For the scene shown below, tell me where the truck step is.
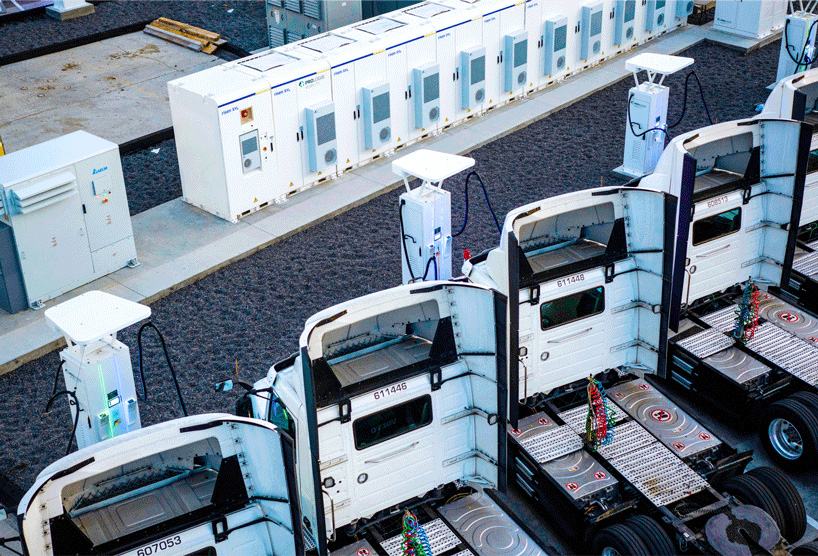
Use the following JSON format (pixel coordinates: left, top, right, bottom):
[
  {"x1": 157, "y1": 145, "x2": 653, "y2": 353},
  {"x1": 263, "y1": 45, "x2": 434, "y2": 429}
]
[
  {"x1": 606, "y1": 379, "x2": 722, "y2": 460},
  {"x1": 675, "y1": 327, "x2": 734, "y2": 359},
  {"x1": 607, "y1": 442, "x2": 708, "y2": 507},
  {"x1": 381, "y1": 518, "x2": 463, "y2": 556},
  {"x1": 437, "y1": 491, "x2": 549, "y2": 555}
]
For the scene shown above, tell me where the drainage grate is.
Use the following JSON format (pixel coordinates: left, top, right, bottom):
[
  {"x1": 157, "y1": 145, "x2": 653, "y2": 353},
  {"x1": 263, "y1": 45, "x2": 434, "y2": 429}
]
[{"x1": 518, "y1": 425, "x2": 583, "y2": 464}]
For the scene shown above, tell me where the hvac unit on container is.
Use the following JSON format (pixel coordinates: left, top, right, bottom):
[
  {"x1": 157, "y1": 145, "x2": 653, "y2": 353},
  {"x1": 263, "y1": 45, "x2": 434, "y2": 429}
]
[
  {"x1": 0, "y1": 131, "x2": 137, "y2": 313},
  {"x1": 168, "y1": 48, "x2": 334, "y2": 222},
  {"x1": 614, "y1": 0, "x2": 638, "y2": 48}
]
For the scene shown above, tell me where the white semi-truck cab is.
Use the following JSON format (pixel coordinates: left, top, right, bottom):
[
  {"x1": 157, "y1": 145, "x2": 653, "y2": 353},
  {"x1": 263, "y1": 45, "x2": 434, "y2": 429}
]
[
  {"x1": 464, "y1": 185, "x2": 808, "y2": 554},
  {"x1": 16, "y1": 414, "x2": 304, "y2": 556},
  {"x1": 760, "y1": 69, "x2": 818, "y2": 312},
  {"x1": 639, "y1": 117, "x2": 818, "y2": 474},
  {"x1": 250, "y1": 281, "x2": 551, "y2": 555}
]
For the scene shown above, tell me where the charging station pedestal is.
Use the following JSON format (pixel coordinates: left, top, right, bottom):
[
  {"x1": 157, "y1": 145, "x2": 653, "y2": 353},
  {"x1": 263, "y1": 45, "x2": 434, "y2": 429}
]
[
  {"x1": 775, "y1": 11, "x2": 818, "y2": 84},
  {"x1": 614, "y1": 53, "x2": 694, "y2": 179},
  {"x1": 393, "y1": 150, "x2": 475, "y2": 284},
  {"x1": 45, "y1": 291, "x2": 151, "y2": 450}
]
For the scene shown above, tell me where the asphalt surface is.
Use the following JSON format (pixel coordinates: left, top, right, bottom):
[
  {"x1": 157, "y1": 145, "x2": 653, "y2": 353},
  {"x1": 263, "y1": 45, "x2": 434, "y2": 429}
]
[{"x1": 2, "y1": 2, "x2": 817, "y2": 548}]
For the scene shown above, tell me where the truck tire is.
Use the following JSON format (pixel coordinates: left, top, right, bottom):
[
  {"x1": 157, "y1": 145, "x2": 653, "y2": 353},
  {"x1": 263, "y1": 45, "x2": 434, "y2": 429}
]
[
  {"x1": 624, "y1": 515, "x2": 675, "y2": 555},
  {"x1": 591, "y1": 523, "x2": 652, "y2": 556},
  {"x1": 792, "y1": 541, "x2": 818, "y2": 555},
  {"x1": 723, "y1": 474, "x2": 786, "y2": 536},
  {"x1": 747, "y1": 466, "x2": 807, "y2": 542},
  {"x1": 788, "y1": 391, "x2": 818, "y2": 417},
  {"x1": 758, "y1": 398, "x2": 818, "y2": 471}
]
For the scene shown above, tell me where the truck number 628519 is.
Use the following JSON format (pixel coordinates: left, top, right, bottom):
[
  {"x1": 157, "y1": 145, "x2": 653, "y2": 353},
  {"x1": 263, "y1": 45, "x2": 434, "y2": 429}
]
[{"x1": 136, "y1": 535, "x2": 182, "y2": 555}]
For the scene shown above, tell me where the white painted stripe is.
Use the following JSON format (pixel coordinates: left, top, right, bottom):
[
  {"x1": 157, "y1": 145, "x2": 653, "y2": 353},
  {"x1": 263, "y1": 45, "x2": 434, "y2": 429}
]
[
  {"x1": 9, "y1": 0, "x2": 23, "y2": 9},
  {"x1": 807, "y1": 514, "x2": 818, "y2": 531}
]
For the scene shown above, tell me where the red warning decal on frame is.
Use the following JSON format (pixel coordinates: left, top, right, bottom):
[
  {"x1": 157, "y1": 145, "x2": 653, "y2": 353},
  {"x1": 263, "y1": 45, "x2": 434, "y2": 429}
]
[
  {"x1": 566, "y1": 482, "x2": 579, "y2": 491},
  {"x1": 699, "y1": 432, "x2": 711, "y2": 440},
  {"x1": 357, "y1": 549, "x2": 370, "y2": 556},
  {"x1": 779, "y1": 312, "x2": 800, "y2": 323},
  {"x1": 639, "y1": 383, "x2": 650, "y2": 390},
  {"x1": 594, "y1": 471, "x2": 607, "y2": 480},
  {"x1": 538, "y1": 417, "x2": 549, "y2": 425},
  {"x1": 650, "y1": 409, "x2": 672, "y2": 422},
  {"x1": 511, "y1": 429, "x2": 522, "y2": 436},
  {"x1": 673, "y1": 442, "x2": 686, "y2": 451}
]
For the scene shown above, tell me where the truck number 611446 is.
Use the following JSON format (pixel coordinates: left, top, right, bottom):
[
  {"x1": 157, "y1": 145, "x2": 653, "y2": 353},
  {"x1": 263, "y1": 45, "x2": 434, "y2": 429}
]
[{"x1": 373, "y1": 382, "x2": 407, "y2": 400}]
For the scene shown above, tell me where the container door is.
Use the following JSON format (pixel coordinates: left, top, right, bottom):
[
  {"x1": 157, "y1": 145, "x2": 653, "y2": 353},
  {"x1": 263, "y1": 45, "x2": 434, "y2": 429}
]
[
  {"x1": 353, "y1": 51, "x2": 388, "y2": 164},
  {"x1": 331, "y1": 63, "x2": 359, "y2": 172},
  {"x1": 525, "y1": 0, "x2": 543, "y2": 92},
  {"x1": 386, "y1": 43, "x2": 410, "y2": 147},
  {"x1": 272, "y1": 84, "x2": 305, "y2": 192},
  {"x1": 406, "y1": 34, "x2": 438, "y2": 140}
]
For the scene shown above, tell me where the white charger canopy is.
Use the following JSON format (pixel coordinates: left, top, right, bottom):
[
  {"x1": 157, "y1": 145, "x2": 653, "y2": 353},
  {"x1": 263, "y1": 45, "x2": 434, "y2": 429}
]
[
  {"x1": 626, "y1": 52, "x2": 694, "y2": 86},
  {"x1": 45, "y1": 290, "x2": 150, "y2": 346},
  {"x1": 392, "y1": 149, "x2": 475, "y2": 192}
]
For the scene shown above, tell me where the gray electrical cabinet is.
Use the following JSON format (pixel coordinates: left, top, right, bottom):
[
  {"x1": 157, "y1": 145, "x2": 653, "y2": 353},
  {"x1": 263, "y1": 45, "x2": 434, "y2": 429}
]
[{"x1": 0, "y1": 131, "x2": 137, "y2": 312}]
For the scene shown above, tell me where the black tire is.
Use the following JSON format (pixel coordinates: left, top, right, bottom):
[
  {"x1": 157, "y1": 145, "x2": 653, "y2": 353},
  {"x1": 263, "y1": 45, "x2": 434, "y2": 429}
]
[
  {"x1": 747, "y1": 466, "x2": 807, "y2": 542},
  {"x1": 624, "y1": 515, "x2": 676, "y2": 555},
  {"x1": 793, "y1": 541, "x2": 818, "y2": 555},
  {"x1": 758, "y1": 398, "x2": 818, "y2": 471},
  {"x1": 591, "y1": 523, "x2": 652, "y2": 556},
  {"x1": 788, "y1": 391, "x2": 818, "y2": 417},
  {"x1": 723, "y1": 474, "x2": 787, "y2": 537}
]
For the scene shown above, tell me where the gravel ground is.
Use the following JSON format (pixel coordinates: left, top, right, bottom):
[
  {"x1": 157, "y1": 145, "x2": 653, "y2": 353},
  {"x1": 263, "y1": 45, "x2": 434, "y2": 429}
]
[
  {"x1": 0, "y1": 0, "x2": 267, "y2": 58},
  {"x1": 0, "y1": 36, "x2": 787, "y2": 493}
]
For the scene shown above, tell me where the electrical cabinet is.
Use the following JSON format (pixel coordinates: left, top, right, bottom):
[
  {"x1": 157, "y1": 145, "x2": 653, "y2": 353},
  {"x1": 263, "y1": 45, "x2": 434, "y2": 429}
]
[
  {"x1": 362, "y1": 81, "x2": 392, "y2": 150},
  {"x1": 614, "y1": 0, "x2": 636, "y2": 46},
  {"x1": 0, "y1": 131, "x2": 136, "y2": 312},
  {"x1": 504, "y1": 30, "x2": 528, "y2": 92},
  {"x1": 544, "y1": 15, "x2": 568, "y2": 77},
  {"x1": 581, "y1": 3, "x2": 603, "y2": 61},
  {"x1": 713, "y1": 0, "x2": 787, "y2": 39},
  {"x1": 461, "y1": 46, "x2": 487, "y2": 110}
]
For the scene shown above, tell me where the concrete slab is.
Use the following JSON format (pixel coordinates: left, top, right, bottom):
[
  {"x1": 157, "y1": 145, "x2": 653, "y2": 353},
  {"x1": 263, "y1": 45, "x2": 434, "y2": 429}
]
[
  {"x1": 0, "y1": 22, "x2": 778, "y2": 375},
  {"x1": 0, "y1": 32, "x2": 222, "y2": 153}
]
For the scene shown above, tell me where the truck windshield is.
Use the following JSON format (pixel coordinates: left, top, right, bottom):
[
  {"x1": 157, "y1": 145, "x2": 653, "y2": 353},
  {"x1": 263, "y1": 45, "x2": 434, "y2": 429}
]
[
  {"x1": 540, "y1": 286, "x2": 605, "y2": 331},
  {"x1": 353, "y1": 394, "x2": 432, "y2": 449},
  {"x1": 269, "y1": 395, "x2": 295, "y2": 436}
]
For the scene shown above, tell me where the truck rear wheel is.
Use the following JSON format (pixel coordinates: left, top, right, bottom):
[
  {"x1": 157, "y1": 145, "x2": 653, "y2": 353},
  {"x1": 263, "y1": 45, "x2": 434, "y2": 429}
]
[
  {"x1": 723, "y1": 474, "x2": 786, "y2": 537},
  {"x1": 759, "y1": 398, "x2": 818, "y2": 471},
  {"x1": 788, "y1": 391, "x2": 818, "y2": 417},
  {"x1": 591, "y1": 523, "x2": 652, "y2": 556},
  {"x1": 624, "y1": 515, "x2": 675, "y2": 556},
  {"x1": 747, "y1": 466, "x2": 806, "y2": 543},
  {"x1": 792, "y1": 541, "x2": 818, "y2": 555}
]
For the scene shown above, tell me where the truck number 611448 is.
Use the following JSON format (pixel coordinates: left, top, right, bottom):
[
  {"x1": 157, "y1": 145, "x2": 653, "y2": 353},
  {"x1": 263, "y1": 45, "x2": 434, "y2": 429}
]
[
  {"x1": 373, "y1": 382, "x2": 407, "y2": 400},
  {"x1": 556, "y1": 274, "x2": 585, "y2": 288},
  {"x1": 136, "y1": 535, "x2": 182, "y2": 555}
]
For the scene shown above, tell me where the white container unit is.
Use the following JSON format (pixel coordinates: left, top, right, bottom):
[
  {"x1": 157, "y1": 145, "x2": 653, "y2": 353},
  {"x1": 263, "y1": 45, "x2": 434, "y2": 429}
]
[
  {"x1": 713, "y1": 0, "x2": 787, "y2": 40},
  {"x1": 0, "y1": 131, "x2": 137, "y2": 311},
  {"x1": 261, "y1": 48, "x2": 335, "y2": 192},
  {"x1": 169, "y1": 58, "x2": 281, "y2": 221},
  {"x1": 394, "y1": 2, "x2": 479, "y2": 128},
  {"x1": 295, "y1": 32, "x2": 387, "y2": 170}
]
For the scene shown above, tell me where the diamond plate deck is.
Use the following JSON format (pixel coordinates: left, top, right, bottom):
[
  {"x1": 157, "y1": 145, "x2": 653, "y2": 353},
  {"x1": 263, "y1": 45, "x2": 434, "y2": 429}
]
[
  {"x1": 381, "y1": 518, "x2": 461, "y2": 556},
  {"x1": 702, "y1": 305, "x2": 740, "y2": 333},
  {"x1": 518, "y1": 425, "x2": 584, "y2": 464},
  {"x1": 793, "y1": 250, "x2": 818, "y2": 277},
  {"x1": 703, "y1": 347, "x2": 771, "y2": 384},
  {"x1": 606, "y1": 379, "x2": 722, "y2": 459},
  {"x1": 437, "y1": 491, "x2": 547, "y2": 556},
  {"x1": 596, "y1": 421, "x2": 655, "y2": 460},
  {"x1": 607, "y1": 443, "x2": 708, "y2": 507},
  {"x1": 676, "y1": 328, "x2": 734, "y2": 358}
]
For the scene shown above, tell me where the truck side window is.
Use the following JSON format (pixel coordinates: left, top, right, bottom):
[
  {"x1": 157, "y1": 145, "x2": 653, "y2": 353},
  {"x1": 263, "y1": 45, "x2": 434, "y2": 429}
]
[
  {"x1": 269, "y1": 395, "x2": 295, "y2": 436},
  {"x1": 184, "y1": 549, "x2": 216, "y2": 556},
  {"x1": 540, "y1": 286, "x2": 605, "y2": 331},
  {"x1": 692, "y1": 207, "x2": 741, "y2": 246},
  {"x1": 353, "y1": 395, "x2": 432, "y2": 450}
]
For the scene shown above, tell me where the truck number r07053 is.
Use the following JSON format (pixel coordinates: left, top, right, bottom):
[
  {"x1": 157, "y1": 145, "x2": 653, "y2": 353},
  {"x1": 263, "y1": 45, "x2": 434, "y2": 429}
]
[
  {"x1": 374, "y1": 382, "x2": 407, "y2": 400},
  {"x1": 556, "y1": 274, "x2": 585, "y2": 288},
  {"x1": 136, "y1": 536, "x2": 182, "y2": 555}
]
